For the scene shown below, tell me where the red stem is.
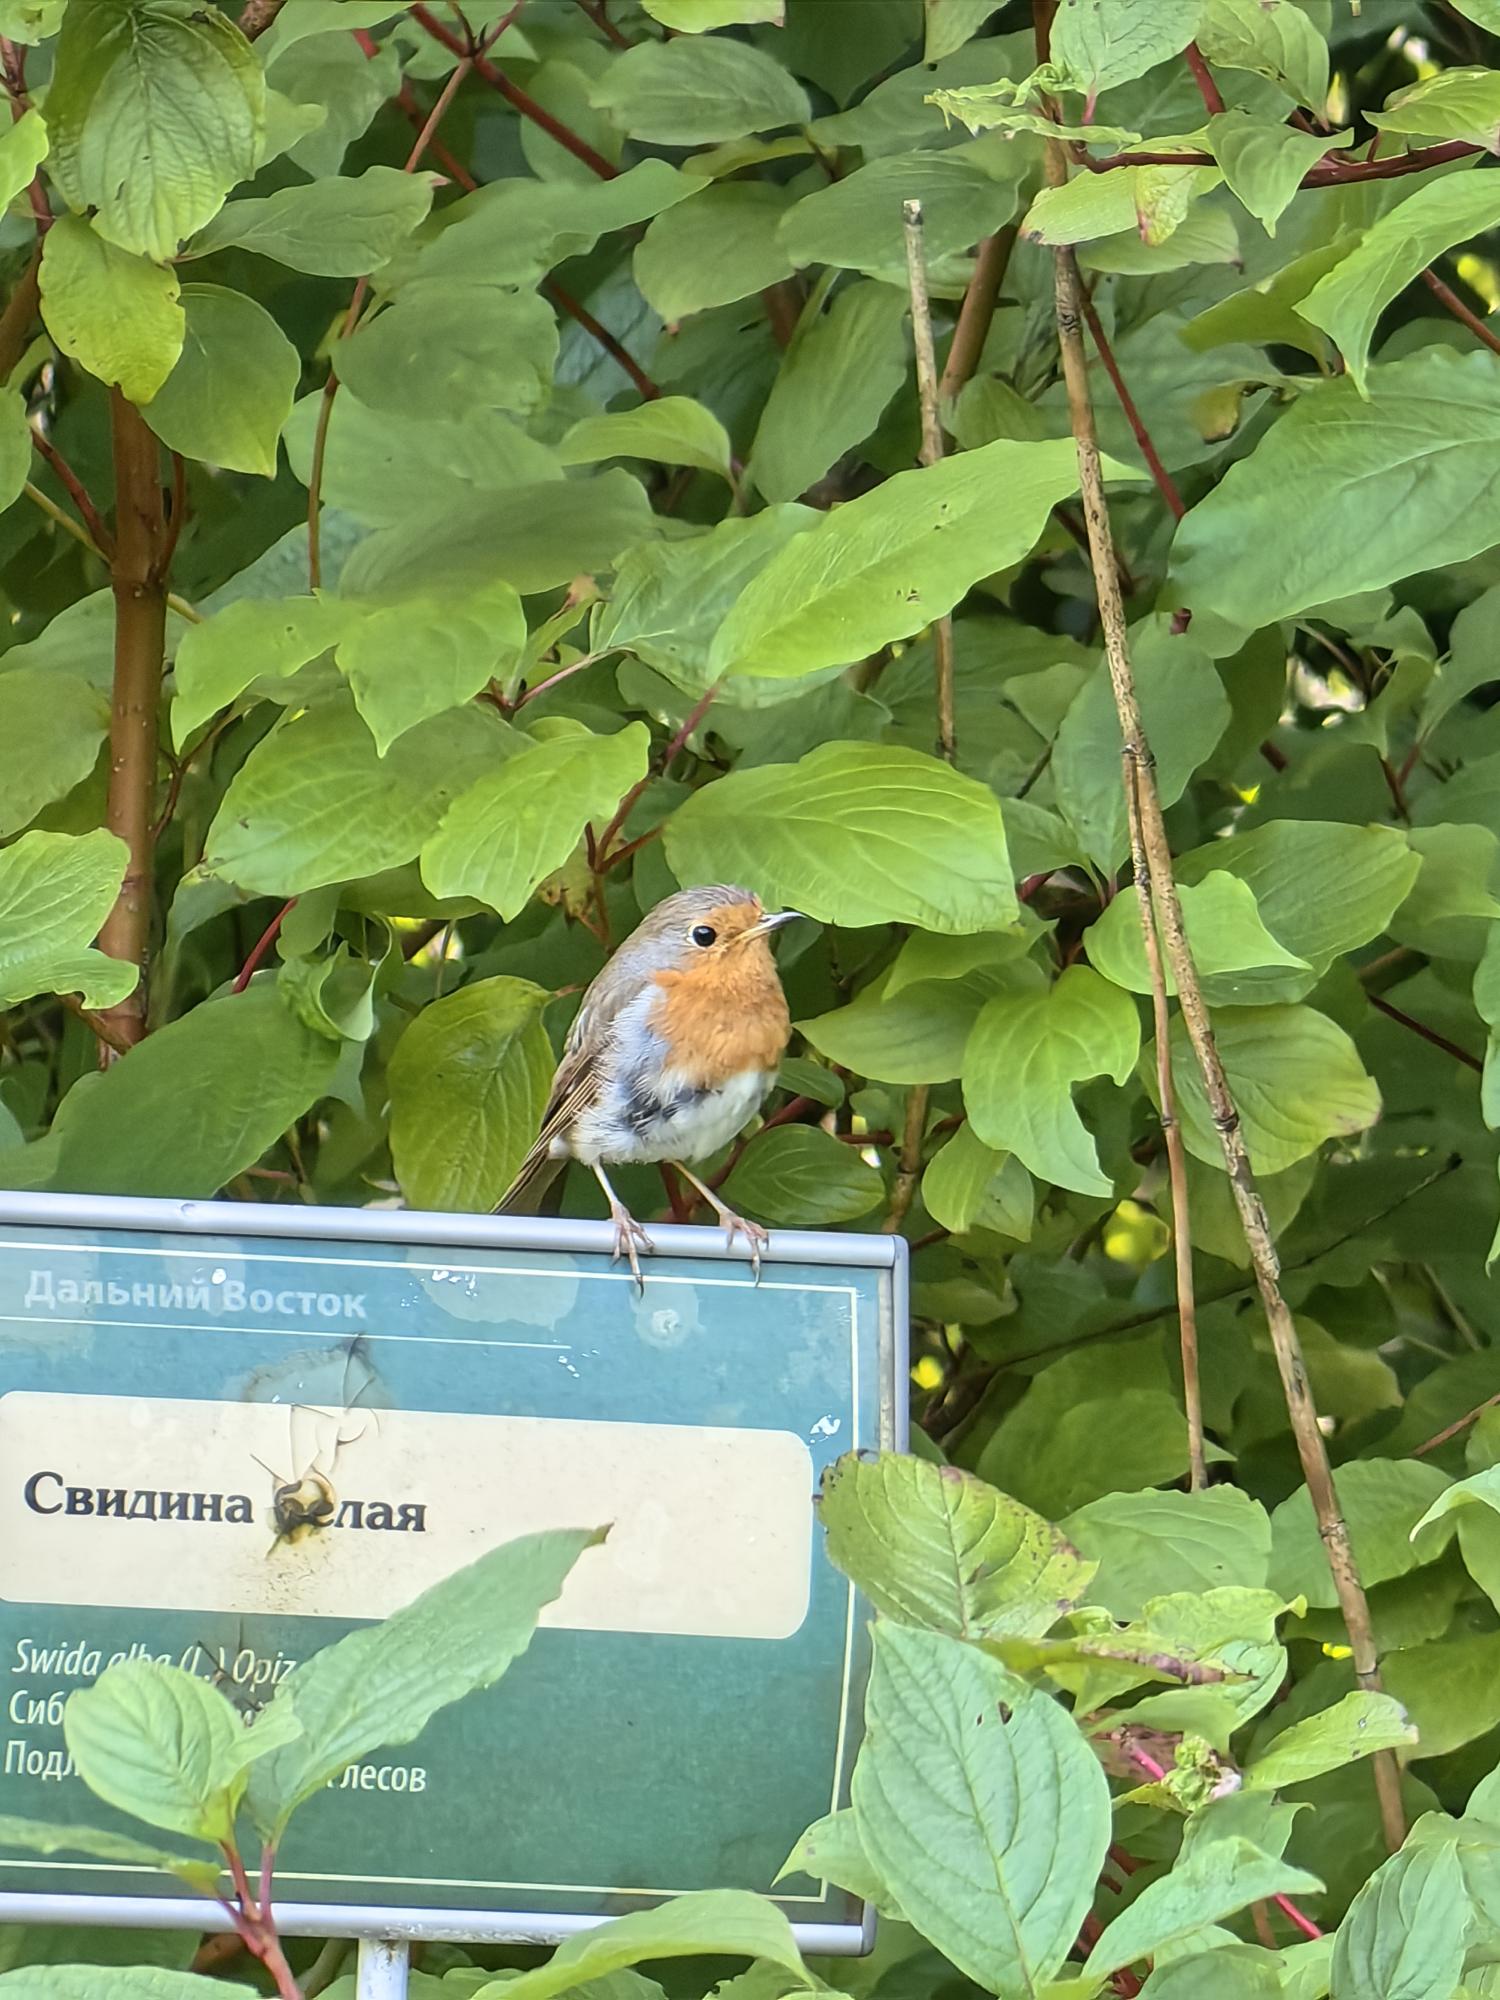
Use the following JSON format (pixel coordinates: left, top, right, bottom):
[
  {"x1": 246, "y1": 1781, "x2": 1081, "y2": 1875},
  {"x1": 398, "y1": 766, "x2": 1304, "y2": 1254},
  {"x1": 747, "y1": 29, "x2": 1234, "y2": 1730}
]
[
  {"x1": 1079, "y1": 293, "x2": 1185, "y2": 520},
  {"x1": 574, "y1": 0, "x2": 632, "y2": 46},
  {"x1": 1419, "y1": 265, "x2": 1500, "y2": 358},
  {"x1": 594, "y1": 682, "x2": 721, "y2": 865},
  {"x1": 233, "y1": 900, "x2": 296, "y2": 994},
  {"x1": 545, "y1": 278, "x2": 662, "y2": 398},
  {"x1": 1076, "y1": 137, "x2": 1480, "y2": 184},
  {"x1": 1273, "y1": 1892, "x2": 1323, "y2": 1942},
  {"x1": 410, "y1": 4, "x2": 619, "y2": 178},
  {"x1": 1183, "y1": 41, "x2": 1225, "y2": 116},
  {"x1": 31, "y1": 430, "x2": 114, "y2": 555},
  {"x1": 1366, "y1": 992, "x2": 1483, "y2": 1073}
]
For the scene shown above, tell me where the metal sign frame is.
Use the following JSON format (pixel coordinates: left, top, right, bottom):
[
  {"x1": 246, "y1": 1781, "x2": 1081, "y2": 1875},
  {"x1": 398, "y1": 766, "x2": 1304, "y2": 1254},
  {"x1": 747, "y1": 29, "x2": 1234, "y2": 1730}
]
[{"x1": 0, "y1": 1190, "x2": 907, "y2": 1964}]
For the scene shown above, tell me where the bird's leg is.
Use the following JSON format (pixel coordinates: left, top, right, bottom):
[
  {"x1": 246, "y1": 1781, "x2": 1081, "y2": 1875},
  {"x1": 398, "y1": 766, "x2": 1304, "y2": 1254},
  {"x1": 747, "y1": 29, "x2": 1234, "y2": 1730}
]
[
  {"x1": 673, "y1": 1162, "x2": 770, "y2": 1279},
  {"x1": 591, "y1": 1162, "x2": 653, "y2": 1291}
]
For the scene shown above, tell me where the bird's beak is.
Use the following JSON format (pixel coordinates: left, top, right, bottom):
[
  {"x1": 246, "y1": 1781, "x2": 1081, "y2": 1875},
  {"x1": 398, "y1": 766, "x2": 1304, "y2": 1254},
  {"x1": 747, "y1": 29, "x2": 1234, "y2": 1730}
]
[{"x1": 743, "y1": 909, "x2": 805, "y2": 942}]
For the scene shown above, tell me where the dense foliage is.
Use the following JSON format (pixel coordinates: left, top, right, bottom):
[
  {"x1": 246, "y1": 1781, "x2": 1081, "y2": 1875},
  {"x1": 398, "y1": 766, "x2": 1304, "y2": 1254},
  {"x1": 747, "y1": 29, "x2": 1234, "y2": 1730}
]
[{"x1": 9, "y1": 0, "x2": 1500, "y2": 1993}]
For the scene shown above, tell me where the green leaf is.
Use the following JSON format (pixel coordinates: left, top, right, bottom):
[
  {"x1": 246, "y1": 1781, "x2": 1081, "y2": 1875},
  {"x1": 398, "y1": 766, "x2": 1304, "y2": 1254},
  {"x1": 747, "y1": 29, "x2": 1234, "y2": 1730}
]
[
  {"x1": 0, "y1": 669, "x2": 110, "y2": 837},
  {"x1": 666, "y1": 743, "x2": 1017, "y2": 933},
  {"x1": 1384, "y1": 1634, "x2": 1500, "y2": 1758},
  {"x1": 720, "y1": 1126, "x2": 884, "y2": 1225},
  {"x1": 201, "y1": 700, "x2": 514, "y2": 896},
  {"x1": 1085, "y1": 873, "x2": 1308, "y2": 1000},
  {"x1": 1207, "y1": 111, "x2": 1339, "y2": 236},
  {"x1": 1370, "y1": 68, "x2": 1500, "y2": 149},
  {"x1": 1050, "y1": 0, "x2": 1200, "y2": 98},
  {"x1": 388, "y1": 977, "x2": 553, "y2": 1212},
  {"x1": 1086, "y1": 1839, "x2": 1323, "y2": 1978},
  {"x1": 635, "y1": 182, "x2": 798, "y2": 320},
  {"x1": 11, "y1": 983, "x2": 340, "y2": 1197},
  {"x1": 0, "y1": 107, "x2": 45, "y2": 211},
  {"x1": 338, "y1": 285, "x2": 557, "y2": 424},
  {"x1": 0, "y1": 829, "x2": 135, "y2": 1012},
  {"x1": 472, "y1": 1892, "x2": 809, "y2": 2000},
  {"x1": 710, "y1": 438, "x2": 1110, "y2": 680},
  {"x1": 1137, "y1": 1958, "x2": 1280, "y2": 2000},
  {"x1": 171, "y1": 595, "x2": 348, "y2": 750},
  {"x1": 781, "y1": 151, "x2": 1021, "y2": 279},
  {"x1": 559, "y1": 396, "x2": 733, "y2": 483},
  {"x1": 188, "y1": 165, "x2": 436, "y2": 276},
  {"x1": 422, "y1": 725, "x2": 649, "y2": 919},
  {"x1": 1061, "y1": 1488, "x2": 1273, "y2": 1622},
  {"x1": 799, "y1": 959, "x2": 1031, "y2": 1086},
  {"x1": 1298, "y1": 173, "x2": 1500, "y2": 394},
  {"x1": 0, "y1": 1970, "x2": 250, "y2": 1998},
  {"x1": 1053, "y1": 622, "x2": 1230, "y2": 872},
  {"x1": 337, "y1": 578, "x2": 526, "y2": 754},
  {"x1": 963, "y1": 966, "x2": 1141, "y2": 1197},
  {"x1": 1329, "y1": 1839, "x2": 1470, "y2": 2000},
  {"x1": 1172, "y1": 355, "x2": 1500, "y2": 644},
  {"x1": 63, "y1": 1660, "x2": 268, "y2": 1845},
  {"x1": 592, "y1": 36, "x2": 810, "y2": 144},
  {"x1": 1172, "y1": 821, "x2": 1420, "y2": 1004},
  {"x1": 748, "y1": 280, "x2": 909, "y2": 504},
  {"x1": 778, "y1": 1806, "x2": 899, "y2": 1915},
  {"x1": 1270, "y1": 1459, "x2": 1454, "y2": 1609},
  {"x1": 47, "y1": 0, "x2": 264, "y2": 261},
  {"x1": 1155, "y1": 1004, "x2": 1381, "y2": 1178},
  {"x1": 851, "y1": 1624, "x2": 1111, "y2": 1995},
  {"x1": 595, "y1": 505, "x2": 818, "y2": 702},
  {"x1": 927, "y1": 77, "x2": 1141, "y2": 146},
  {"x1": 38, "y1": 213, "x2": 183, "y2": 404},
  {"x1": 818, "y1": 1450, "x2": 1095, "y2": 1640},
  {"x1": 921, "y1": 1123, "x2": 1035, "y2": 1239},
  {"x1": 0, "y1": 1815, "x2": 218, "y2": 1894},
  {"x1": 1196, "y1": 0, "x2": 1329, "y2": 110},
  {"x1": 141, "y1": 283, "x2": 301, "y2": 473},
  {"x1": 1245, "y1": 1692, "x2": 1418, "y2": 1791},
  {"x1": 1022, "y1": 164, "x2": 1221, "y2": 251},
  {"x1": 247, "y1": 1528, "x2": 601, "y2": 1836},
  {"x1": 643, "y1": 0, "x2": 786, "y2": 24}
]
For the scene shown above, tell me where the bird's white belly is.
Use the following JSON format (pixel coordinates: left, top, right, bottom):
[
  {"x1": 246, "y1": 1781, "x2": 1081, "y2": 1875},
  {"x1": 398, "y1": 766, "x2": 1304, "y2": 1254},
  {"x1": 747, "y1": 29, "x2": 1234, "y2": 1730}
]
[{"x1": 572, "y1": 1065, "x2": 772, "y2": 1166}]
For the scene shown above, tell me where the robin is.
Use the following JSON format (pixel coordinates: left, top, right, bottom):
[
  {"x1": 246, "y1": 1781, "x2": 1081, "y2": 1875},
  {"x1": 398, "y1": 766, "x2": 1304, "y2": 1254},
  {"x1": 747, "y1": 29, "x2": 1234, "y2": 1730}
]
[{"x1": 495, "y1": 885, "x2": 802, "y2": 1285}]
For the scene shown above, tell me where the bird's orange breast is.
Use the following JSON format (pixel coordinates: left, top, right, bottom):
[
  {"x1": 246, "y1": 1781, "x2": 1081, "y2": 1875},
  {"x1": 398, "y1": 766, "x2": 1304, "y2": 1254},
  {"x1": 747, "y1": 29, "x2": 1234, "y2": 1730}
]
[{"x1": 649, "y1": 945, "x2": 791, "y2": 1090}]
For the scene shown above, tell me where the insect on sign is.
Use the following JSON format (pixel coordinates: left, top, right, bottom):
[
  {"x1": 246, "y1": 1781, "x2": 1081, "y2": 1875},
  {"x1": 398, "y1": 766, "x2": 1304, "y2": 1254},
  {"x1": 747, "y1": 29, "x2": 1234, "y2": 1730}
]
[{"x1": 0, "y1": 1191, "x2": 905, "y2": 1971}]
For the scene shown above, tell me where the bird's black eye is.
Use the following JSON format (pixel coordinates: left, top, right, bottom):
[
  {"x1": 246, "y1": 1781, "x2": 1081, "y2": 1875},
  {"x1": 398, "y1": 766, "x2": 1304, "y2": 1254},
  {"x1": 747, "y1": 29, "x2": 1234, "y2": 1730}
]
[{"x1": 690, "y1": 924, "x2": 717, "y2": 948}]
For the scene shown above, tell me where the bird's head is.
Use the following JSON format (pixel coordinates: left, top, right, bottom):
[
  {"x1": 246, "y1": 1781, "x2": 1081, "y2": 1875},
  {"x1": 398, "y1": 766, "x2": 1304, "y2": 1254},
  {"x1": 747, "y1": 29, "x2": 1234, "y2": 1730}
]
[{"x1": 632, "y1": 884, "x2": 803, "y2": 971}]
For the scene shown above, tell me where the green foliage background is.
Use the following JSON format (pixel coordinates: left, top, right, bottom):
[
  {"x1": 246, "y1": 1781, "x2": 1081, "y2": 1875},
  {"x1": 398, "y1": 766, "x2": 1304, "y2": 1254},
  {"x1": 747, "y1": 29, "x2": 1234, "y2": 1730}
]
[{"x1": 9, "y1": 0, "x2": 1500, "y2": 1992}]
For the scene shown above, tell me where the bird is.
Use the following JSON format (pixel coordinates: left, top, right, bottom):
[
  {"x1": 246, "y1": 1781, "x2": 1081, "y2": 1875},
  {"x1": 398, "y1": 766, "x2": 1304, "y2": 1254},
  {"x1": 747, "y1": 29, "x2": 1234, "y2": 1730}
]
[{"x1": 495, "y1": 884, "x2": 802, "y2": 1286}]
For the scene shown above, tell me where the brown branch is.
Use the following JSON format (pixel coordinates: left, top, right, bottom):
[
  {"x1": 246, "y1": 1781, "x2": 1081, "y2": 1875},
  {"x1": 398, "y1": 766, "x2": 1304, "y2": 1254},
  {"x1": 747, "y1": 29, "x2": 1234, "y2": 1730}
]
[
  {"x1": 233, "y1": 900, "x2": 296, "y2": 994},
  {"x1": 1183, "y1": 41, "x2": 1226, "y2": 116},
  {"x1": 1366, "y1": 992, "x2": 1484, "y2": 1073},
  {"x1": 885, "y1": 1086, "x2": 928, "y2": 1232},
  {"x1": 573, "y1": 0, "x2": 632, "y2": 47},
  {"x1": 31, "y1": 428, "x2": 114, "y2": 556},
  {"x1": 1076, "y1": 136, "x2": 1479, "y2": 183},
  {"x1": 938, "y1": 225, "x2": 1016, "y2": 410},
  {"x1": 902, "y1": 198, "x2": 956, "y2": 765},
  {"x1": 237, "y1": 0, "x2": 289, "y2": 38},
  {"x1": 544, "y1": 278, "x2": 662, "y2": 399},
  {"x1": 1414, "y1": 1390, "x2": 1500, "y2": 1458},
  {"x1": 1419, "y1": 265, "x2": 1500, "y2": 358},
  {"x1": 1036, "y1": 5, "x2": 1405, "y2": 1855},
  {"x1": 94, "y1": 392, "x2": 168, "y2": 1055},
  {"x1": 761, "y1": 280, "x2": 804, "y2": 349},
  {"x1": 1079, "y1": 292, "x2": 1185, "y2": 521},
  {"x1": 410, "y1": 5, "x2": 620, "y2": 178}
]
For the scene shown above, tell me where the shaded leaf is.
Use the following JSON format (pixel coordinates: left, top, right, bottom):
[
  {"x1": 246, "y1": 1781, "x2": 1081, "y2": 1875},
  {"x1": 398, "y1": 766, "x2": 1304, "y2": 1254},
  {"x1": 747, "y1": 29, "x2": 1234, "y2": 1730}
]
[
  {"x1": 721, "y1": 1127, "x2": 885, "y2": 1225},
  {"x1": 38, "y1": 213, "x2": 183, "y2": 404},
  {"x1": 0, "y1": 830, "x2": 135, "y2": 1012}
]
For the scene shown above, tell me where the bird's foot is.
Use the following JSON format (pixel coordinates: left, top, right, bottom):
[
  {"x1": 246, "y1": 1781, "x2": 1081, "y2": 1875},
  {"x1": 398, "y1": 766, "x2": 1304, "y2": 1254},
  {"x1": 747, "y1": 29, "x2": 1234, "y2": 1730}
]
[
  {"x1": 607, "y1": 1198, "x2": 654, "y2": 1292},
  {"x1": 673, "y1": 1165, "x2": 770, "y2": 1280}
]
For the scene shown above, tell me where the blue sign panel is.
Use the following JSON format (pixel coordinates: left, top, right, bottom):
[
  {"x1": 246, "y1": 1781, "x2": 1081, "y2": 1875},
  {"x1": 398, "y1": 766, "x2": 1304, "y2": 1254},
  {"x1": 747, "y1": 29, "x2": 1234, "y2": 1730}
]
[{"x1": 0, "y1": 1194, "x2": 905, "y2": 1950}]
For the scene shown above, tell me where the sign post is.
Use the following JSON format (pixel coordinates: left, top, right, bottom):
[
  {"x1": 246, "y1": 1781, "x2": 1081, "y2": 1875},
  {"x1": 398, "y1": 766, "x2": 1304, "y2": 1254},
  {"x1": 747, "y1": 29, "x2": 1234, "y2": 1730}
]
[{"x1": 0, "y1": 1192, "x2": 905, "y2": 1990}]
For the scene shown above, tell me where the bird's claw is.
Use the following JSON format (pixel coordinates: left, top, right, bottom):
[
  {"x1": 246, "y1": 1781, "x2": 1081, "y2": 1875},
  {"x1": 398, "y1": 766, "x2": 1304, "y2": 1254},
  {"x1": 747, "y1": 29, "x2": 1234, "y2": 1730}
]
[
  {"x1": 608, "y1": 1202, "x2": 654, "y2": 1293},
  {"x1": 721, "y1": 1209, "x2": 770, "y2": 1283}
]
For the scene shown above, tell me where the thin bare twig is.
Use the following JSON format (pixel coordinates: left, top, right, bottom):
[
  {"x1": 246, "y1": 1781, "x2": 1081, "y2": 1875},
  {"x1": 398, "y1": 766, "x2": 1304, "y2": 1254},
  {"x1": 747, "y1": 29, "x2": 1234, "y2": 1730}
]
[
  {"x1": 1080, "y1": 292, "x2": 1185, "y2": 521},
  {"x1": 1419, "y1": 265, "x2": 1500, "y2": 358},
  {"x1": 1366, "y1": 992, "x2": 1484, "y2": 1073},
  {"x1": 1036, "y1": 2, "x2": 1404, "y2": 1853},
  {"x1": 902, "y1": 200, "x2": 956, "y2": 765},
  {"x1": 1414, "y1": 1390, "x2": 1500, "y2": 1458}
]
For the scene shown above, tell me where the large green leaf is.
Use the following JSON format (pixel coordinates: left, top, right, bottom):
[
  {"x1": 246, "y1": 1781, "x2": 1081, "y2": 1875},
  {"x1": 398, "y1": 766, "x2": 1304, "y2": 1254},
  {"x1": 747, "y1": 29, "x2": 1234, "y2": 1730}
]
[
  {"x1": 558, "y1": 397, "x2": 733, "y2": 483},
  {"x1": 2, "y1": 984, "x2": 340, "y2": 1197},
  {"x1": 171, "y1": 595, "x2": 349, "y2": 749},
  {"x1": 0, "y1": 830, "x2": 136, "y2": 1012},
  {"x1": 0, "y1": 1815, "x2": 218, "y2": 1894},
  {"x1": 748, "y1": 280, "x2": 909, "y2": 504},
  {"x1": 592, "y1": 36, "x2": 810, "y2": 143},
  {"x1": 798, "y1": 958, "x2": 1033, "y2": 1085},
  {"x1": 1207, "y1": 111, "x2": 1339, "y2": 236},
  {"x1": 1298, "y1": 172, "x2": 1500, "y2": 392},
  {"x1": 388, "y1": 978, "x2": 553, "y2": 1212},
  {"x1": 471, "y1": 1893, "x2": 810, "y2": 2000},
  {"x1": 963, "y1": 966, "x2": 1141, "y2": 1196},
  {"x1": 142, "y1": 284, "x2": 299, "y2": 474},
  {"x1": 1270, "y1": 1459, "x2": 1453, "y2": 1609},
  {"x1": 188, "y1": 165, "x2": 436, "y2": 276},
  {"x1": 1061, "y1": 1488, "x2": 1273, "y2": 1622},
  {"x1": 47, "y1": 0, "x2": 264, "y2": 261},
  {"x1": 665, "y1": 743, "x2": 1017, "y2": 933},
  {"x1": 1244, "y1": 1692, "x2": 1417, "y2": 1791},
  {"x1": 709, "y1": 438, "x2": 1115, "y2": 680},
  {"x1": 1172, "y1": 354, "x2": 1500, "y2": 645},
  {"x1": 818, "y1": 1450, "x2": 1095, "y2": 1640},
  {"x1": 634, "y1": 182, "x2": 797, "y2": 318},
  {"x1": 0, "y1": 1971, "x2": 249, "y2": 1998},
  {"x1": 780, "y1": 150, "x2": 1021, "y2": 279},
  {"x1": 336, "y1": 579, "x2": 527, "y2": 754},
  {"x1": 921, "y1": 1122, "x2": 1035, "y2": 1238},
  {"x1": 1329, "y1": 1839, "x2": 1470, "y2": 2000},
  {"x1": 720, "y1": 1127, "x2": 885, "y2": 1225},
  {"x1": 201, "y1": 700, "x2": 514, "y2": 896},
  {"x1": 1050, "y1": 0, "x2": 1198, "y2": 96},
  {"x1": 851, "y1": 1625, "x2": 1110, "y2": 1995},
  {"x1": 38, "y1": 214, "x2": 183, "y2": 404},
  {"x1": 1369, "y1": 67, "x2": 1500, "y2": 148},
  {"x1": 1086, "y1": 1840, "x2": 1323, "y2": 1978},
  {"x1": 1197, "y1": 0, "x2": 1328, "y2": 109},
  {"x1": 0, "y1": 671, "x2": 110, "y2": 838},
  {"x1": 422, "y1": 725, "x2": 649, "y2": 919},
  {"x1": 337, "y1": 285, "x2": 558, "y2": 423},
  {"x1": 1084, "y1": 872, "x2": 1308, "y2": 1001},
  {"x1": 246, "y1": 1528, "x2": 604, "y2": 1834},
  {"x1": 1154, "y1": 1005, "x2": 1381, "y2": 1177},
  {"x1": 0, "y1": 107, "x2": 46, "y2": 211}
]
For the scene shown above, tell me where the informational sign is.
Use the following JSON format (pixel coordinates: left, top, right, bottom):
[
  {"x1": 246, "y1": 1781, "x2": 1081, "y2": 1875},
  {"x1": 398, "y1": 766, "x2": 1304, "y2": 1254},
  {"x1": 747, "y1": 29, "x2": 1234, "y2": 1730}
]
[{"x1": 0, "y1": 1192, "x2": 905, "y2": 1952}]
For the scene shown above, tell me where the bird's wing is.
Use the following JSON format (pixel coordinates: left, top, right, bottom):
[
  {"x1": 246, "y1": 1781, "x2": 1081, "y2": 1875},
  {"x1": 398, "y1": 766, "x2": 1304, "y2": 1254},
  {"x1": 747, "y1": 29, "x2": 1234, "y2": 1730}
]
[{"x1": 493, "y1": 989, "x2": 616, "y2": 1214}]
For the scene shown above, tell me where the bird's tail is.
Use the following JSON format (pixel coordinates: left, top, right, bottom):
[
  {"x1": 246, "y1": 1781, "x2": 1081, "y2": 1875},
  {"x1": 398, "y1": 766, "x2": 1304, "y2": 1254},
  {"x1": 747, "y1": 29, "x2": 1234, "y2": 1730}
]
[{"x1": 494, "y1": 1141, "x2": 565, "y2": 1216}]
